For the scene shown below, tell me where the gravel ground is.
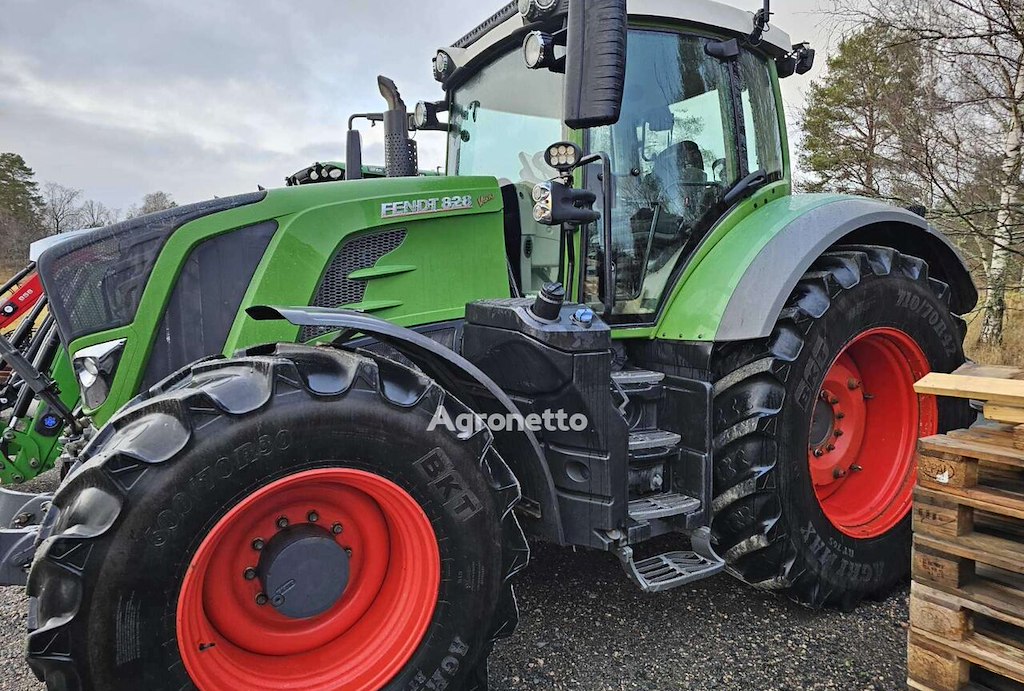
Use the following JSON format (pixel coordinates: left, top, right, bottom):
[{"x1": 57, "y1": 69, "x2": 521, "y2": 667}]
[
  {"x1": 0, "y1": 475, "x2": 908, "y2": 690},
  {"x1": 489, "y1": 540, "x2": 909, "y2": 690},
  {"x1": 0, "y1": 470, "x2": 57, "y2": 691}
]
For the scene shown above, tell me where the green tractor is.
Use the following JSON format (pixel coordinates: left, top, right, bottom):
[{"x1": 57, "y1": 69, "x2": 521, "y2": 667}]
[
  {"x1": 0, "y1": 0, "x2": 976, "y2": 689},
  {"x1": 0, "y1": 162, "x2": 429, "y2": 487},
  {"x1": 0, "y1": 266, "x2": 78, "y2": 485}
]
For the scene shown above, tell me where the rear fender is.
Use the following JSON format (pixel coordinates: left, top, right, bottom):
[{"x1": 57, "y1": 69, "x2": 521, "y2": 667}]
[
  {"x1": 659, "y1": 196, "x2": 977, "y2": 343},
  {"x1": 247, "y1": 305, "x2": 564, "y2": 544}
]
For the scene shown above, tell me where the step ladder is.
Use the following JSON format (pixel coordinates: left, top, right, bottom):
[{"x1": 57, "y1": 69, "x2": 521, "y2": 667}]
[{"x1": 613, "y1": 526, "x2": 725, "y2": 593}]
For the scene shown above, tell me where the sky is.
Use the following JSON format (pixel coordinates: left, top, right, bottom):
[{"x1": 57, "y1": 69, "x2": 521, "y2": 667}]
[{"x1": 0, "y1": 0, "x2": 834, "y2": 212}]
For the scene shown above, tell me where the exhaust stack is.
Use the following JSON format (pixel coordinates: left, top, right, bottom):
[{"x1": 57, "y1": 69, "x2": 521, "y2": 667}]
[{"x1": 377, "y1": 76, "x2": 418, "y2": 177}]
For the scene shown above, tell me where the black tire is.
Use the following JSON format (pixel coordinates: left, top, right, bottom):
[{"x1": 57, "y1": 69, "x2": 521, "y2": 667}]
[
  {"x1": 710, "y1": 246, "x2": 972, "y2": 608},
  {"x1": 26, "y1": 344, "x2": 528, "y2": 690}
]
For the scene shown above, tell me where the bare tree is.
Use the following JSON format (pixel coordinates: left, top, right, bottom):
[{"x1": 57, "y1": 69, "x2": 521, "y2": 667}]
[
  {"x1": 128, "y1": 191, "x2": 177, "y2": 218},
  {"x1": 79, "y1": 199, "x2": 119, "y2": 228},
  {"x1": 41, "y1": 182, "x2": 84, "y2": 235}
]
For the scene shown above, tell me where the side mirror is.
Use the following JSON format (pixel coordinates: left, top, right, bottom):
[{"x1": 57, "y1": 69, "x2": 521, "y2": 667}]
[{"x1": 563, "y1": 0, "x2": 627, "y2": 130}]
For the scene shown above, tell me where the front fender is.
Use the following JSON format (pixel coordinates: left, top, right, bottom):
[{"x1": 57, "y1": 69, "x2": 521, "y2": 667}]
[
  {"x1": 247, "y1": 305, "x2": 564, "y2": 544},
  {"x1": 657, "y1": 195, "x2": 977, "y2": 343}
]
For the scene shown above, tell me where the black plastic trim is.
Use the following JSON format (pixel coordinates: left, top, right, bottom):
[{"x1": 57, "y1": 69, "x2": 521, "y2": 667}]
[{"x1": 140, "y1": 221, "x2": 278, "y2": 390}]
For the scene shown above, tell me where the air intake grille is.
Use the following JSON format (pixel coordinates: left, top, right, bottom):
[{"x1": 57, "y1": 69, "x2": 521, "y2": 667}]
[{"x1": 301, "y1": 229, "x2": 407, "y2": 341}]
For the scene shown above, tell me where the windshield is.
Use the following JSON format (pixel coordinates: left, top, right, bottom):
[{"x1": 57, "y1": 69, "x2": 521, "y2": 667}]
[{"x1": 448, "y1": 49, "x2": 567, "y2": 294}]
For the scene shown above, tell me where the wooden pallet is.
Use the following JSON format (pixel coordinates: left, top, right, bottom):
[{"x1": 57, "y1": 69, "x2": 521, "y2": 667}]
[
  {"x1": 916, "y1": 364, "x2": 1024, "y2": 451},
  {"x1": 909, "y1": 582, "x2": 1024, "y2": 690},
  {"x1": 911, "y1": 367, "x2": 1024, "y2": 690}
]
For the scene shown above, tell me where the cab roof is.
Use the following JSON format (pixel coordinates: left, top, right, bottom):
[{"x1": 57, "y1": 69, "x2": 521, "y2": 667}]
[{"x1": 445, "y1": 0, "x2": 793, "y2": 79}]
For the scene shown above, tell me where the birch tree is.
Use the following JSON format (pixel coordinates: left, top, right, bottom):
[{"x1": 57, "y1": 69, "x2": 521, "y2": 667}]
[{"x1": 980, "y1": 65, "x2": 1023, "y2": 344}]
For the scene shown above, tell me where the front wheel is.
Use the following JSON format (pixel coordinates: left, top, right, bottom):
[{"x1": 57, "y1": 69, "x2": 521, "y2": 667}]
[
  {"x1": 711, "y1": 246, "x2": 972, "y2": 608},
  {"x1": 27, "y1": 344, "x2": 527, "y2": 690}
]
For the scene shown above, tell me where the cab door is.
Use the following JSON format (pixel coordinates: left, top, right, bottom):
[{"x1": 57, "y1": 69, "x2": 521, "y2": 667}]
[{"x1": 584, "y1": 27, "x2": 786, "y2": 323}]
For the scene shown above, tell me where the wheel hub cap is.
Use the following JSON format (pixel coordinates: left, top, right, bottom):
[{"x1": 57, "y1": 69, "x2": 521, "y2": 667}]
[{"x1": 256, "y1": 524, "x2": 350, "y2": 619}]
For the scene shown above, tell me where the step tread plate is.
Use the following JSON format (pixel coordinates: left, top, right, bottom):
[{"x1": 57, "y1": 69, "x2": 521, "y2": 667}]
[
  {"x1": 628, "y1": 429, "x2": 681, "y2": 451},
  {"x1": 619, "y1": 548, "x2": 725, "y2": 593},
  {"x1": 612, "y1": 369, "x2": 666, "y2": 386},
  {"x1": 628, "y1": 492, "x2": 700, "y2": 521}
]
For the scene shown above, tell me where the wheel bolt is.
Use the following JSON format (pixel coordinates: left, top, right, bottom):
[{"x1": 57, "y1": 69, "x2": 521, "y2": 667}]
[
  {"x1": 307, "y1": 511, "x2": 319, "y2": 523},
  {"x1": 829, "y1": 397, "x2": 840, "y2": 405},
  {"x1": 251, "y1": 538, "x2": 265, "y2": 551},
  {"x1": 864, "y1": 393, "x2": 875, "y2": 401},
  {"x1": 276, "y1": 516, "x2": 289, "y2": 530},
  {"x1": 834, "y1": 468, "x2": 846, "y2": 479},
  {"x1": 255, "y1": 593, "x2": 268, "y2": 606},
  {"x1": 836, "y1": 412, "x2": 846, "y2": 420},
  {"x1": 851, "y1": 464, "x2": 863, "y2": 472},
  {"x1": 813, "y1": 448, "x2": 824, "y2": 458},
  {"x1": 834, "y1": 429, "x2": 844, "y2": 438},
  {"x1": 345, "y1": 548, "x2": 353, "y2": 556},
  {"x1": 826, "y1": 444, "x2": 836, "y2": 452},
  {"x1": 243, "y1": 567, "x2": 257, "y2": 581},
  {"x1": 848, "y1": 379, "x2": 861, "y2": 390},
  {"x1": 331, "y1": 522, "x2": 344, "y2": 535}
]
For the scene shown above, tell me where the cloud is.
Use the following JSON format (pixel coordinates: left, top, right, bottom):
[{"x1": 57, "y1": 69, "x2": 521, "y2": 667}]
[
  {"x1": 0, "y1": 0, "x2": 829, "y2": 209},
  {"x1": 0, "y1": 0, "x2": 472, "y2": 207}
]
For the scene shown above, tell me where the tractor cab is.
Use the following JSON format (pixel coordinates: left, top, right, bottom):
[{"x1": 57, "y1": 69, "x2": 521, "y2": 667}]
[{"x1": 432, "y1": 0, "x2": 812, "y2": 322}]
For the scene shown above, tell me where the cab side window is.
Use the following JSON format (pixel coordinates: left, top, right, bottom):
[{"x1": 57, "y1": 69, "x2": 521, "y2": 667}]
[{"x1": 739, "y1": 51, "x2": 785, "y2": 178}]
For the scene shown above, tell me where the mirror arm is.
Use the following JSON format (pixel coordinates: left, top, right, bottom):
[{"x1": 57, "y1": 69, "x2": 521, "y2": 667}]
[{"x1": 347, "y1": 113, "x2": 384, "y2": 130}]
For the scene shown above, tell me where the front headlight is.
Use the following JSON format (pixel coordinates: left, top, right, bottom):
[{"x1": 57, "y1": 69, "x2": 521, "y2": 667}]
[
  {"x1": 523, "y1": 31, "x2": 556, "y2": 70},
  {"x1": 73, "y1": 338, "x2": 126, "y2": 409},
  {"x1": 532, "y1": 181, "x2": 554, "y2": 224},
  {"x1": 518, "y1": 0, "x2": 558, "y2": 21}
]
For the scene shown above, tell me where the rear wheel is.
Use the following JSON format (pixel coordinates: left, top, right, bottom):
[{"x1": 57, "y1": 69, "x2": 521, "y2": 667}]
[
  {"x1": 711, "y1": 246, "x2": 972, "y2": 607},
  {"x1": 27, "y1": 344, "x2": 527, "y2": 690}
]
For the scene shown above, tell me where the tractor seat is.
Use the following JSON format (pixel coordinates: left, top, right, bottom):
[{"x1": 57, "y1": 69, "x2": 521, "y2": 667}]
[{"x1": 653, "y1": 140, "x2": 707, "y2": 187}]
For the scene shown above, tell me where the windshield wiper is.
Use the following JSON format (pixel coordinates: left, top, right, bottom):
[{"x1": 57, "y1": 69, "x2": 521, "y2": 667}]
[{"x1": 722, "y1": 169, "x2": 769, "y2": 207}]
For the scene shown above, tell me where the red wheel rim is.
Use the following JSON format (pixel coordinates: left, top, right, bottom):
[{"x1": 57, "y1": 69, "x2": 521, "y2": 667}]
[
  {"x1": 806, "y1": 328, "x2": 937, "y2": 539},
  {"x1": 177, "y1": 468, "x2": 440, "y2": 690}
]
